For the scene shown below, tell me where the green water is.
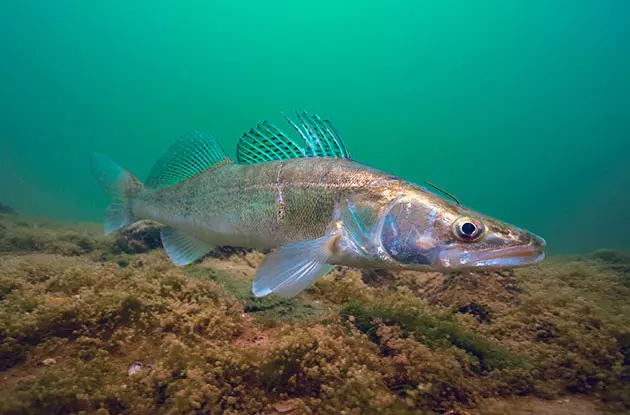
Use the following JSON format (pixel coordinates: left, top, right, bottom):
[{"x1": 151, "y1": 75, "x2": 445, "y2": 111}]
[{"x1": 0, "y1": 1, "x2": 628, "y2": 253}]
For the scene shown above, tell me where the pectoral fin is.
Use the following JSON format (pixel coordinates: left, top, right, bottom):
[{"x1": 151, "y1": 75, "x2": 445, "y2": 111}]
[{"x1": 252, "y1": 233, "x2": 337, "y2": 298}]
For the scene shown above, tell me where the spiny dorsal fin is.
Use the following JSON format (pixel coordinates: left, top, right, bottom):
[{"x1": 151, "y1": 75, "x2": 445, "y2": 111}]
[
  {"x1": 236, "y1": 121, "x2": 307, "y2": 164},
  {"x1": 236, "y1": 111, "x2": 351, "y2": 164},
  {"x1": 288, "y1": 111, "x2": 351, "y2": 159},
  {"x1": 146, "y1": 130, "x2": 232, "y2": 189}
]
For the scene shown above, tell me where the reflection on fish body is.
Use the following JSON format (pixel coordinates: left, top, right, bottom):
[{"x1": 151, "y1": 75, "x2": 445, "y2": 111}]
[{"x1": 90, "y1": 112, "x2": 546, "y2": 298}]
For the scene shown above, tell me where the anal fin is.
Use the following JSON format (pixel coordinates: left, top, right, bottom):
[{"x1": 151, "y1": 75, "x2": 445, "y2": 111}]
[
  {"x1": 160, "y1": 227, "x2": 214, "y2": 266},
  {"x1": 253, "y1": 233, "x2": 337, "y2": 298}
]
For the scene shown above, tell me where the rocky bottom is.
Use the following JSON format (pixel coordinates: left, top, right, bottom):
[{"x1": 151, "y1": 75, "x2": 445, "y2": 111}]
[{"x1": 0, "y1": 210, "x2": 629, "y2": 414}]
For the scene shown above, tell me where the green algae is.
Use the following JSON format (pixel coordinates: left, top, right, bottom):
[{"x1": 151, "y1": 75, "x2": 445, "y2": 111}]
[
  {"x1": 341, "y1": 300, "x2": 529, "y2": 372},
  {"x1": 0, "y1": 217, "x2": 629, "y2": 414},
  {"x1": 186, "y1": 266, "x2": 334, "y2": 324}
]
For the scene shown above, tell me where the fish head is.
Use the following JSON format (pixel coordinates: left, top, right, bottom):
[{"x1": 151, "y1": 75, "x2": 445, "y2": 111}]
[{"x1": 379, "y1": 190, "x2": 546, "y2": 271}]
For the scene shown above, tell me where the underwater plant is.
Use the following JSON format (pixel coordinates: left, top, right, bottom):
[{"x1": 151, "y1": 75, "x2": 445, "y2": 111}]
[{"x1": 0, "y1": 216, "x2": 628, "y2": 414}]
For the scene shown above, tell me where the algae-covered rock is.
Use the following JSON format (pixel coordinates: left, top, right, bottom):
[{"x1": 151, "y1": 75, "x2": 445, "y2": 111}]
[
  {"x1": 113, "y1": 219, "x2": 262, "y2": 259},
  {"x1": 1, "y1": 215, "x2": 630, "y2": 414},
  {"x1": 186, "y1": 264, "x2": 333, "y2": 323},
  {"x1": 115, "y1": 220, "x2": 162, "y2": 254},
  {"x1": 341, "y1": 297, "x2": 528, "y2": 372},
  {"x1": 592, "y1": 249, "x2": 630, "y2": 265},
  {"x1": 0, "y1": 252, "x2": 244, "y2": 369},
  {"x1": 0, "y1": 215, "x2": 112, "y2": 256}
]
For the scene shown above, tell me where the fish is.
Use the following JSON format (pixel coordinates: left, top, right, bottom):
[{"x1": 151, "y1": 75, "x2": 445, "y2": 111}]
[{"x1": 90, "y1": 111, "x2": 546, "y2": 298}]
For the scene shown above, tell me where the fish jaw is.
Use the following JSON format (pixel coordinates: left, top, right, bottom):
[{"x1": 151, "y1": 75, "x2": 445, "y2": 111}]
[{"x1": 436, "y1": 233, "x2": 546, "y2": 270}]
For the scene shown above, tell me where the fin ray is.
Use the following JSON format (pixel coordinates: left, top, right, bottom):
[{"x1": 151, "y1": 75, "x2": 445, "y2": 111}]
[
  {"x1": 90, "y1": 152, "x2": 143, "y2": 234},
  {"x1": 146, "y1": 130, "x2": 232, "y2": 189},
  {"x1": 236, "y1": 112, "x2": 350, "y2": 164},
  {"x1": 252, "y1": 233, "x2": 337, "y2": 298},
  {"x1": 236, "y1": 121, "x2": 306, "y2": 164},
  {"x1": 160, "y1": 227, "x2": 214, "y2": 266}
]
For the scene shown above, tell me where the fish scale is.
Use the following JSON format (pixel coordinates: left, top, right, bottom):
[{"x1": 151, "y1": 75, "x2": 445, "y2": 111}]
[{"x1": 91, "y1": 111, "x2": 545, "y2": 298}]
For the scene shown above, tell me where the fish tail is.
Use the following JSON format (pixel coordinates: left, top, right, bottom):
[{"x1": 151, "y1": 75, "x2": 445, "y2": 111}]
[{"x1": 89, "y1": 152, "x2": 144, "y2": 234}]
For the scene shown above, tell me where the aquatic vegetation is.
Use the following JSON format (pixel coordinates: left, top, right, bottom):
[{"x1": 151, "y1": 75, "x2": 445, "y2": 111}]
[
  {"x1": 0, "y1": 253, "x2": 243, "y2": 371},
  {"x1": 113, "y1": 220, "x2": 163, "y2": 254},
  {"x1": 0, "y1": 215, "x2": 112, "y2": 257},
  {"x1": 0, "y1": 217, "x2": 629, "y2": 414},
  {"x1": 185, "y1": 266, "x2": 333, "y2": 323},
  {"x1": 340, "y1": 299, "x2": 528, "y2": 372}
]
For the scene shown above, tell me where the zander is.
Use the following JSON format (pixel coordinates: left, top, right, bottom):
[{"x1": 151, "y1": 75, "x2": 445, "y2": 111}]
[{"x1": 91, "y1": 112, "x2": 546, "y2": 298}]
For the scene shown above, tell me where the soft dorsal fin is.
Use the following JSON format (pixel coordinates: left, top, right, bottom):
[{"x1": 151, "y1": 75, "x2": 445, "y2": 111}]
[
  {"x1": 236, "y1": 111, "x2": 351, "y2": 164},
  {"x1": 146, "y1": 130, "x2": 232, "y2": 189}
]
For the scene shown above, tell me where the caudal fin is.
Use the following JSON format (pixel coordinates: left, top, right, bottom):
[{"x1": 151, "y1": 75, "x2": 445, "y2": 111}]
[{"x1": 90, "y1": 152, "x2": 143, "y2": 234}]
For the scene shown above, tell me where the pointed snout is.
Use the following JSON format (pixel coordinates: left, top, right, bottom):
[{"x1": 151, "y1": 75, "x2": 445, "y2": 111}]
[{"x1": 531, "y1": 234, "x2": 546, "y2": 250}]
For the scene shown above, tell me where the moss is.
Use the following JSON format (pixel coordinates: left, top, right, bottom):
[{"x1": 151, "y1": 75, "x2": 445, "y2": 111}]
[
  {"x1": 114, "y1": 220, "x2": 163, "y2": 254},
  {"x1": 0, "y1": 253, "x2": 244, "y2": 372},
  {"x1": 186, "y1": 266, "x2": 334, "y2": 323},
  {"x1": 341, "y1": 299, "x2": 527, "y2": 372},
  {"x1": 1, "y1": 217, "x2": 630, "y2": 414},
  {"x1": 476, "y1": 258, "x2": 630, "y2": 404},
  {"x1": 592, "y1": 249, "x2": 630, "y2": 265},
  {"x1": 0, "y1": 216, "x2": 114, "y2": 257},
  {"x1": 456, "y1": 301, "x2": 492, "y2": 324}
]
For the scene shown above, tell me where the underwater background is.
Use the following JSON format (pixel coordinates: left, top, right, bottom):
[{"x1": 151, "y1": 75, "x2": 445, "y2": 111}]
[
  {"x1": 0, "y1": 1, "x2": 629, "y2": 251},
  {"x1": 3, "y1": 3, "x2": 630, "y2": 414}
]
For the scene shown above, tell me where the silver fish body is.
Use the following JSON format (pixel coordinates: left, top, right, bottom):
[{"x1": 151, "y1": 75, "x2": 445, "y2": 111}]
[
  {"x1": 91, "y1": 112, "x2": 545, "y2": 298},
  {"x1": 134, "y1": 158, "x2": 395, "y2": 249}
]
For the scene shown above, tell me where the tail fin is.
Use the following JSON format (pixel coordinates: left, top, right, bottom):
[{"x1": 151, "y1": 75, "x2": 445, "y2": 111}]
[{"x1": 90, "y1": 152, "x2": 143, "y2": 234}]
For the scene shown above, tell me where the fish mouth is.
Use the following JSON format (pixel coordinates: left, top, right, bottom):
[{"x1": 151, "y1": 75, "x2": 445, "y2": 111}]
[
  {"x1": 439, "y1": 236, "x2": 546, "y2": 269},
  {"x1": 467, "y1": 245, "x2": 545, "y2": 268}
]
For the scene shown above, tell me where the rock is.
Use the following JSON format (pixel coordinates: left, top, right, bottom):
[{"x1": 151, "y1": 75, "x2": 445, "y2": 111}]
[
  {"x1": 208, "y1": 245, "x2": 256, "y2": 260},
  {"x1": 456, "y1": 301, "x2": 492, "y2": 324},
  {"x1": 127, "y1": 360, "x2": 143, "y2": 376},
  {"x1": 592, "y1": 249, "x2": 629, "y2": 264},
  {"x1": 116, "y1": 221, "x2": 162, "y2": 254},
  {"x1": 41, "y1": 358, "x2": 57, "y2": 366},
  {"x1": 273, "y1": 399, "x2": 299, "y2": 413},
  {"x1": 361, "y1": 268, "x2": 397, "y2": 289}
]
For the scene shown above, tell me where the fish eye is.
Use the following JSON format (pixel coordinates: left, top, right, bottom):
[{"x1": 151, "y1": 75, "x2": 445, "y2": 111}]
[{"x1": 453, "y1": 217, "x2": 485, "y2": 242}]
